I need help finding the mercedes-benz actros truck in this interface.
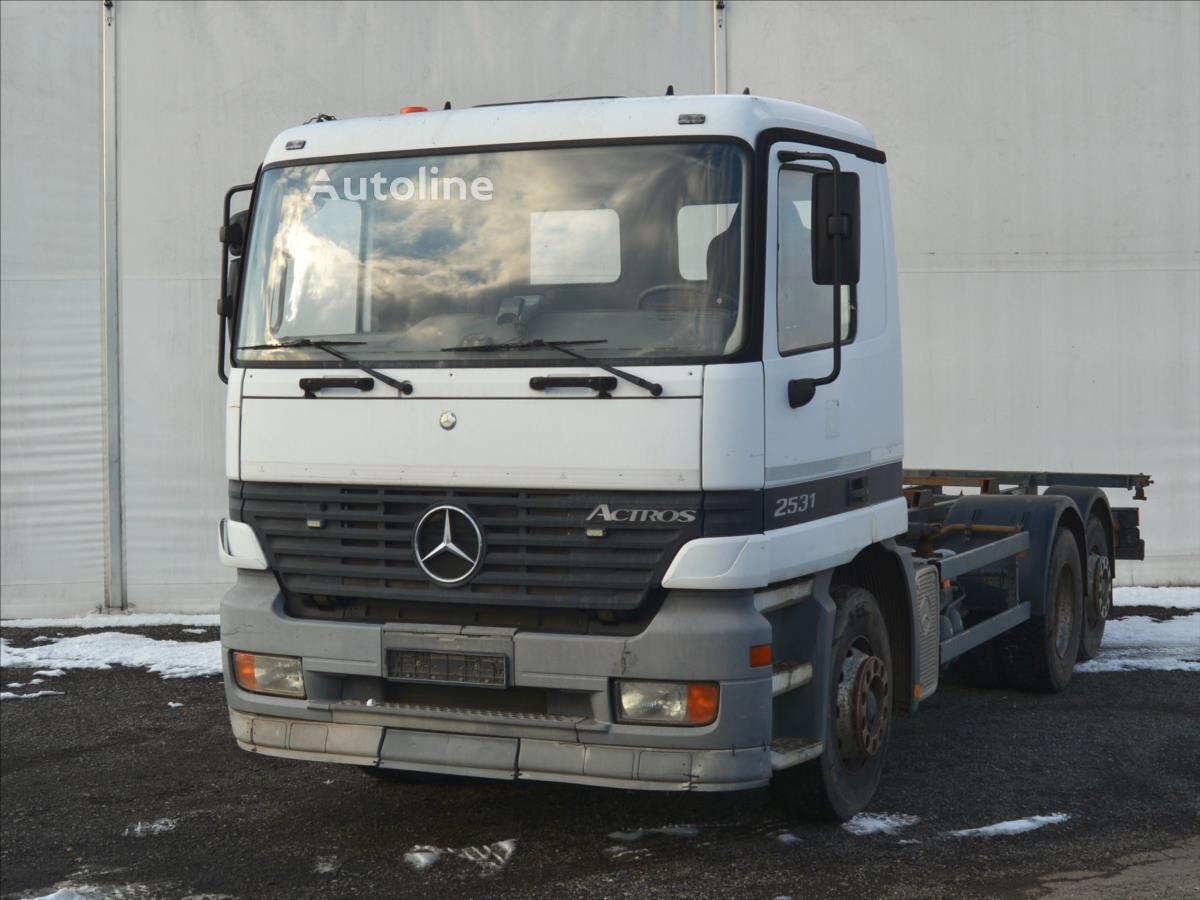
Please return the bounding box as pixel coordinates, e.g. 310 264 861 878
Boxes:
215 95 1149 819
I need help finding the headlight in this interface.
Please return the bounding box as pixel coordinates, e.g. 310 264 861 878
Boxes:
614 680 719 726
231 651 306 698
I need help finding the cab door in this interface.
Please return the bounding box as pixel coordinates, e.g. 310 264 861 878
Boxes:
760 140 905 575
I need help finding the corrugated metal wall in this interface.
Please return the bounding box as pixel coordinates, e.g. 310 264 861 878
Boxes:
726 0 1200 584
1 0 1196 617
1 1 106 616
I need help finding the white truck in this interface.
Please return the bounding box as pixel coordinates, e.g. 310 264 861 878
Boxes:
216 95 1149 819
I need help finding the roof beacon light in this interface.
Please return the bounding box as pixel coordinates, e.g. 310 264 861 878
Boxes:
401 106 429 114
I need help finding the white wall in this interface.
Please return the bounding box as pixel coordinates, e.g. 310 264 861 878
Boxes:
727 0 1200 584
0 0 1195 617
111 0 714 612
0 1 106 616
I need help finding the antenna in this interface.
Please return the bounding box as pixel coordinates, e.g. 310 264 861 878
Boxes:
666 84 674 95
443 101 452 110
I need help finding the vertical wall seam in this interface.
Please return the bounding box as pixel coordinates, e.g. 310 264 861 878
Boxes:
713 0 728 94
100 0 127 611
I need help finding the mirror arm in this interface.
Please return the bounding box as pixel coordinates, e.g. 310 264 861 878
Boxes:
779 151 844 408
218 183 255 384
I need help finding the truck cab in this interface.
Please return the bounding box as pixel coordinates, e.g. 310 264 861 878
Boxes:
217 95 1144 819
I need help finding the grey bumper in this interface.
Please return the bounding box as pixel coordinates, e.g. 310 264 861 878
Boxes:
221 571 774 791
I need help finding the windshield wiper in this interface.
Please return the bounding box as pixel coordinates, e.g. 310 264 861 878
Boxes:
239 339 414 395
442 339 662 397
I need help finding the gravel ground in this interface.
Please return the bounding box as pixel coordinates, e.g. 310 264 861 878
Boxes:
1 616 1198 900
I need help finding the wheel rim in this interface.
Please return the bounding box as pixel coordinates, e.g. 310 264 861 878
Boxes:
835 640 890 767
1090 555 1112 621
1053 565 1077 658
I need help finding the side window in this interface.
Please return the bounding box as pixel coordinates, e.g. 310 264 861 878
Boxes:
777 168 853 355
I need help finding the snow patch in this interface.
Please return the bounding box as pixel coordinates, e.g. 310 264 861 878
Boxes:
403 839 516 875
775 831 802 845
1077 613 1200 673
167 702 184 708
947 813 1071 838
1 633 221 679
403 847 442 872
607 824 701 842
312 856 339 874
842 813 921 836
181 628 208 635
1 613 220 630
35 669 65 677
1113 586 1200 610
1 690 64 700
124 818 178 837
30 888 120 900
27 882 160 899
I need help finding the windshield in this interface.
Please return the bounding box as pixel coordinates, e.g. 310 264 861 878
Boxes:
235 142 748 366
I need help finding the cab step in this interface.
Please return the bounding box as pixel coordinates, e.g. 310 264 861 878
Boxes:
769 737 824 770
754 578 814 616
771 661 814 696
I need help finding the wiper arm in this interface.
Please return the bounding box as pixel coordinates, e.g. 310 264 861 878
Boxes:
442 339 662 397
239 339 413 396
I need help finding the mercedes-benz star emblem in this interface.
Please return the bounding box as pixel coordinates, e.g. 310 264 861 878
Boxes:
412 505 485 585
439 411 457 430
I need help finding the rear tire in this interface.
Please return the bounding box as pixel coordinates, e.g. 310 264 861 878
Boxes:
1077 515 1112 661
998 528 1082 692
772 586 893 821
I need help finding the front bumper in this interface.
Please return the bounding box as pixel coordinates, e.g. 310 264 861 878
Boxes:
221 571 775 791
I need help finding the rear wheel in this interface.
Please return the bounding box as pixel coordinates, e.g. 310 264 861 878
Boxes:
773 586 893 821
1077 515 1112 661
998 528 1082 692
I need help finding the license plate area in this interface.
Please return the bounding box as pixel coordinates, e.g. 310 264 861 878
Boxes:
385 648 508 689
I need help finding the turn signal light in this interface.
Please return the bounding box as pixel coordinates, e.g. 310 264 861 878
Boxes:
749 644 772 668
686 684 719 724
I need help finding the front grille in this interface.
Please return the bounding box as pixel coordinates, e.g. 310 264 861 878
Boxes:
234 481 707 611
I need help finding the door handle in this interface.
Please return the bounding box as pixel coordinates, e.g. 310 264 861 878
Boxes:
529 375 619 397
846 475 870 504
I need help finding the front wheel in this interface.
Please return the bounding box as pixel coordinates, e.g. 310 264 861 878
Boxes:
772 586 893 821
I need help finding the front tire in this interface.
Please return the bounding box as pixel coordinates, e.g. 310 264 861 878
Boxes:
773 586 893 821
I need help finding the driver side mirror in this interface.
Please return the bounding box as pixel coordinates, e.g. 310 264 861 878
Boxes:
217 183 254 383
811 172 860 286
220 209 249 258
